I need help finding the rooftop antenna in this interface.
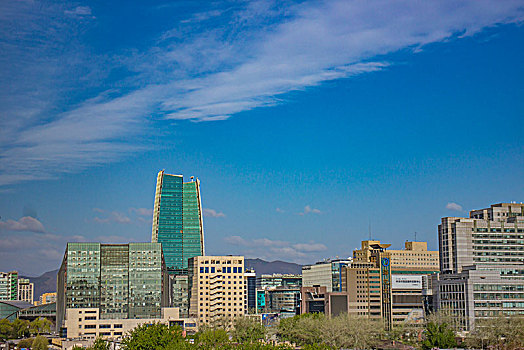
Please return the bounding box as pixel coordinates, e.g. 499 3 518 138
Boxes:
414 231 417 242
368 218 371 240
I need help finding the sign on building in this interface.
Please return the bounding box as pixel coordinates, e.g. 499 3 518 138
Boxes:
391 275 423 290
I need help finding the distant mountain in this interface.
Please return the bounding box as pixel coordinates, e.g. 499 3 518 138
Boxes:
21 269 58 300
24 259 302 300
245 258 303 275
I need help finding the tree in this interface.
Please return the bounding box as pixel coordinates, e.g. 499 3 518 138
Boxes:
231 317 266 343
10 319 30 339
30 317 52 335
16 338 33 349
277 313 324 345
31 335 49 350
0 319 13 340
90 337 110 350
465 316 524 349
121 323 184 350
421 321 457 350
196 327 230 347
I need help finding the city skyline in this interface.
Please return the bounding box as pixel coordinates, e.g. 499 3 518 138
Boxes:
1 1 523 276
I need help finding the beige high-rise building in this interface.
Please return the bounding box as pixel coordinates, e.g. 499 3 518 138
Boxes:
188 256 245 325
344 240 439 328
17 278 33 304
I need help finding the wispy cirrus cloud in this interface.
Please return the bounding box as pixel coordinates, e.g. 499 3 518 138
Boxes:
1 0 523 186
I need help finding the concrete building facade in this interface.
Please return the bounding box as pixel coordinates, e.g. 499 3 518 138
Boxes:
188 256 245 325
62 307 196 339
343 240 439 328
433 203 524 330
17 278 34 304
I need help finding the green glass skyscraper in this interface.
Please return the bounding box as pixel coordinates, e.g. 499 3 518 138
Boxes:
151 171 205 272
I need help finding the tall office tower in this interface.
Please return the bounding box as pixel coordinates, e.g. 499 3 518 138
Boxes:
152 171 205 272
17 278 34 304
57 243 169 330
0 271 18 301
433 203 524 330
188 256 245 325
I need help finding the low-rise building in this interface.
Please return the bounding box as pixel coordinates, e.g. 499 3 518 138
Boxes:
63 307 196 339
257 274 302 290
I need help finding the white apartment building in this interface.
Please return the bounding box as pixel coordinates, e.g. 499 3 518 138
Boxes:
188 256 245 325
17 278 34 304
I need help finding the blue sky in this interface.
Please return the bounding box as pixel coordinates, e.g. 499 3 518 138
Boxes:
0 0 523 276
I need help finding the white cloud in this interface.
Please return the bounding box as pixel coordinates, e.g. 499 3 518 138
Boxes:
275 208 285 213
292 243 328 252
92 208 132 224
1 0 523 186
223 235 327 262
64 6 92 17
446 202 463 212
0 216 45 233
130 207 153 217
203 208 226 218
298 205 322 216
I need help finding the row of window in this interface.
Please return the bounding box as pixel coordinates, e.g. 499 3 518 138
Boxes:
200 266 242 274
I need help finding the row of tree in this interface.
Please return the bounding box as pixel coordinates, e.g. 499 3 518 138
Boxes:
0 317 52 341
101 312 523 349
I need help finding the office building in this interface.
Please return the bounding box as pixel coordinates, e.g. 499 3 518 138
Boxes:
256 274 302 290
244 269 256 313
62 307 196 339
266 288 300 318
35 292 57 306
0 271 18 301
343 240 439 328
433 203 524 330
57 243 169 331
151 171 204 272
170 275 189 317
188 256 245 325
302 259 352 292
17 278 34 304
433 266 524 330
438 202 524 275
300 286 351 317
